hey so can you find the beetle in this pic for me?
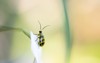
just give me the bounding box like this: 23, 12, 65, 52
36, 21, 49, 47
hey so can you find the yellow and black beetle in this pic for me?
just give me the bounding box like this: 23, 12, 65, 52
36, 21, 49, 47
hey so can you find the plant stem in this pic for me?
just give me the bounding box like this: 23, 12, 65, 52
0, 26, 30, 39
62, 0, 72, 63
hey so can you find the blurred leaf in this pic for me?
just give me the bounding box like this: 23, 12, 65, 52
0, 26, 30, 38
62, 0, 72, 63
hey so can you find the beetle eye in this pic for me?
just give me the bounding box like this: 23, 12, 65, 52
39, 31, 42, 33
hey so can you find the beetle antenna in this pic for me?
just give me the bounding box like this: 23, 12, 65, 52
38, 20, 42, 31
42, 25, 50, 30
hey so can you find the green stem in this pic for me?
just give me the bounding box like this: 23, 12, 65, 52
62, 0, 72, 63
0, 26, 30, 38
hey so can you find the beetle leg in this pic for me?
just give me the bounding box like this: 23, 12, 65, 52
35, 37, 38, 42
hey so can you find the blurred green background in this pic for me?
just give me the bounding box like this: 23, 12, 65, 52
0, 0, 100, 63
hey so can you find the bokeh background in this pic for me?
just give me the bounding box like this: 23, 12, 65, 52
0, 0, 100, 63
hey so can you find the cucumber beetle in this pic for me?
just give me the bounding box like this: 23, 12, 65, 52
36, 21, 49, 47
